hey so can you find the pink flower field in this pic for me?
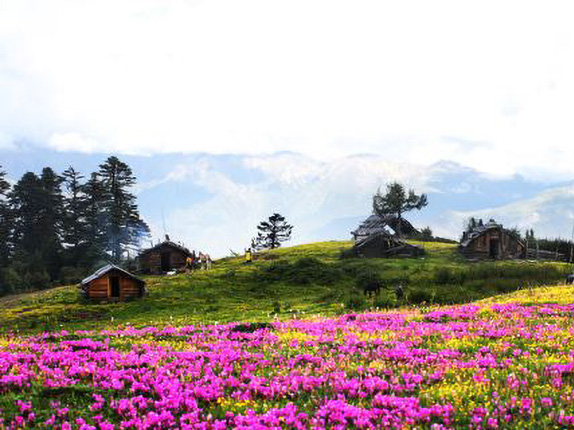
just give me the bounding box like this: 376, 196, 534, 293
2, 303, 574, 429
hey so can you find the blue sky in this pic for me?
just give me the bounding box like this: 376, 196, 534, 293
2, 0, 574, 255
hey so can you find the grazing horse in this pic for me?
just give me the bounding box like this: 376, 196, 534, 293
363, 280, 382, 297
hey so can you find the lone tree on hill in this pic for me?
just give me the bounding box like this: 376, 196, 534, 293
373, 182, 428, 238
254, 213, 293, 250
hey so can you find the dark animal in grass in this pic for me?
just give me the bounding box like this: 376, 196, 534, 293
566, 274, 574, 285
394, 284, 405, 301
363, 280, 383, 297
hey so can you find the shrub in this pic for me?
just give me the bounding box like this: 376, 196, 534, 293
373, 289, 398, 308
408, 289, 434, 304
345, 290, 366, 310
272, 301, 281, 314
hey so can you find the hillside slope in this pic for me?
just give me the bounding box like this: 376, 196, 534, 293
0, 240, 571, 332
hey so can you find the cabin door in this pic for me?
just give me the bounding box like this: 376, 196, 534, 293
161, 252, 171, 272
110, 276, 120, 298
489, 238, 499, 259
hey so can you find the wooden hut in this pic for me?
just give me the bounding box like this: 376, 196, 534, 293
353, 230, 424, 258
137, 240, 191, 274
352, 214, 419, 241
80, 264, 145, 301
459, 220, 526, 260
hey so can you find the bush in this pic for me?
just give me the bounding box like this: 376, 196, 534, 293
408, 289, 434, 304
345, 290, 366, 310
0, 267, 20, 296
373, 289, 398, 308
272, 300, 281, 314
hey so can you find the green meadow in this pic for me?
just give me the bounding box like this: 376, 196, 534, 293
0, 240, 571, 333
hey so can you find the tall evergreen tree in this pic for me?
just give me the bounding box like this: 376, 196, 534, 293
61, 167, 88, 266
83, 173, 108, 264
255, 213, 293, 250
9, 172, 51, 289
0, 166, 12, 270
10, 172, 44, 255
98, 157, 149, 261
372, 182, 428, 238
38, 168, 64, 279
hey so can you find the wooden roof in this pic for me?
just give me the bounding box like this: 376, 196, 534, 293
460, 220, 525, 248
138, 240, 191, 257
351, 214, 418, 237
80, 264, 145, 288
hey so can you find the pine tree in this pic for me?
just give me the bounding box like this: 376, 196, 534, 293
9, 172, 52, 289
420, 226, 433, 241
0, 166, 12, 270
83, 173, 107, 264
61, 167, 88, 266
98, 157, 149, 261
465, 217, 478, 233
38, 168, 64, 280
255, 213, 293, 250
372, 182, 428, 238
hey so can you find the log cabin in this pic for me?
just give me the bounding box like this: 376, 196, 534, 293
353, 230, 424, 258
80, 264, 146, 301
352, 214, 420, 241
137, 240, 192, 274
459, 220, 526, 260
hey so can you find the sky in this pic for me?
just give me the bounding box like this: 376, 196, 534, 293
2, 1, 574, 255
2, 0, 574, 178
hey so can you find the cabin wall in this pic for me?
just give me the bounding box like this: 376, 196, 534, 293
85, 271, 144, 301
138, 247, 189, 274
85, 277, 109, 300
355, 235, 422, 258
120, 277, 143, 300
460, 229, 525, 259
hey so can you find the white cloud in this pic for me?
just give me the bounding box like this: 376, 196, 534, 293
1, 0, 574, 178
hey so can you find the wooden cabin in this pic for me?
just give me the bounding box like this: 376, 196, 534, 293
137, 240, 191, 274
80, 264, 145, 301
353, 230, 424, 258
459, 220, 526, 260
352, 214, 419, 241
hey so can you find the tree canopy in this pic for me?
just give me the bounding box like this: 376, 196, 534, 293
372, 182, 428, 238
253, 213, 293, 250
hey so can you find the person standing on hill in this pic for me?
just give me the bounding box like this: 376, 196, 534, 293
244, 248, 253, 264
185, 255, 194, 275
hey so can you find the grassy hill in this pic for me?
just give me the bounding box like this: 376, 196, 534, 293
0, 240, 571, 333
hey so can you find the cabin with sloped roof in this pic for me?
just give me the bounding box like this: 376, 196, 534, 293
80, 264, 145, 301
351, 214, 419, 241
350, 215, 424, 258
459, 220, 526, 260
137, 240, 192, 274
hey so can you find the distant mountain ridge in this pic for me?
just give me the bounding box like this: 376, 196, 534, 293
1, 148, 571, 256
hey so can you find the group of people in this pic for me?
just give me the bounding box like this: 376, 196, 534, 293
185, 251, 212, 273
